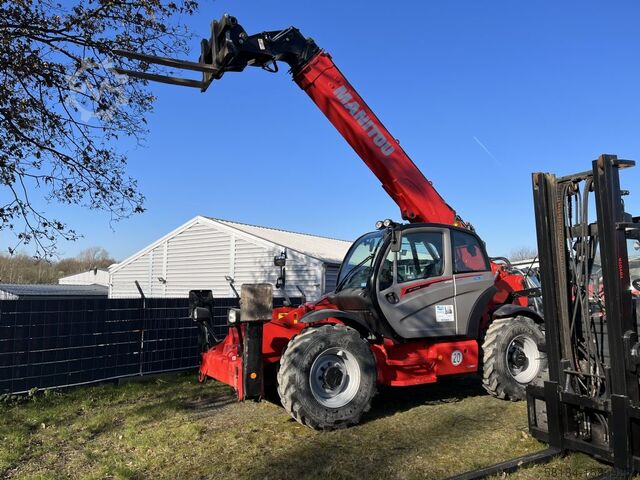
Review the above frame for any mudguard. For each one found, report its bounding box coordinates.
[299,308,371,335]
[464,285,498,337]
[492,304,544,324]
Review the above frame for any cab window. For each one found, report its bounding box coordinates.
[395,231,444,284]
[378,250,395,290]
[452,230,489,273]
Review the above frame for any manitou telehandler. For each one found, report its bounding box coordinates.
[116,14,546,430]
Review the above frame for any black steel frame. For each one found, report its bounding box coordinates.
[527,155,640,478]
[450,154,640,479]
[113,14,319,92]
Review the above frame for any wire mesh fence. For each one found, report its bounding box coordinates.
[0,296,299,394]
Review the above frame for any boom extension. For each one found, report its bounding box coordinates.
[115,14,464,226]
[112,49,220,89]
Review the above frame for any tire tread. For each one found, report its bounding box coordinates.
[277,324,375,430]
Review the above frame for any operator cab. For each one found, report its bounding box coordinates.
[331,222,496,340]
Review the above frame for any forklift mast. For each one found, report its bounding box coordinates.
[451,157,640,479]
[115,15,462,227]
[526,154,640,476]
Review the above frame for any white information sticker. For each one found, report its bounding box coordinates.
[435,304,455,323]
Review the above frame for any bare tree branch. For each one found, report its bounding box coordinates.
[0,0,199,258]
[509,246,538,262]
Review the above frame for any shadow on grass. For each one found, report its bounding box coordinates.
[121,370,486,430]
[246,377,520,480]
[367,374,486,423]
[125,386,238,424]
[241,376,497,480]
[180,387,238,420]
[264,369,486,426]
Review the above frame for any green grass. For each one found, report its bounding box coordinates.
[0,373,613,479]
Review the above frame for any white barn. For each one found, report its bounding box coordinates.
[59,269,110,286]
[108,216,352,301]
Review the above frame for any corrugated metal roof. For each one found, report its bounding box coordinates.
[209,218,352,264]
[0,283,108,298]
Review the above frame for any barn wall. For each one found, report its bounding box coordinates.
[59,270,110,286]
[163,222,232,297]
[233,237,323,300]
[110,219,326,301]
[110,254,150,298]
[150,244,165,297]
[324,264,341,293]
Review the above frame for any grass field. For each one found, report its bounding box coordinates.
[0,372,611,479]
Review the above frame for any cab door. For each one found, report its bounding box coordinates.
[376,227,457,339]
[450,229,495,337]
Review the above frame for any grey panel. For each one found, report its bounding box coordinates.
[376,228,457,338]
[384,278,457,337]
[453,272,495,335]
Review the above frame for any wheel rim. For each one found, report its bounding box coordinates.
[505,334,541,384]
[309,347,361,408]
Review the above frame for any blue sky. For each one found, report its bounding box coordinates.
[12,1,640,260]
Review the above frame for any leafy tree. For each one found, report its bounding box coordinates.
[1,0,199,258]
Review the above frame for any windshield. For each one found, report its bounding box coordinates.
[336,231,385,291]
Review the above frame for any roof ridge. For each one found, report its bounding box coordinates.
[207,217,352,244]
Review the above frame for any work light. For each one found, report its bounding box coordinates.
[228,308,240,324]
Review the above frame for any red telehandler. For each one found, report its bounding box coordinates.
[116,14,546,429]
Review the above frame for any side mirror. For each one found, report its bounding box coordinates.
[274,253,287,267]
[192,306,211,321]
[274,251,287,290]
[391,230,402,253]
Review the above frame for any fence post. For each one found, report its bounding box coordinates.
[139,297,146,377]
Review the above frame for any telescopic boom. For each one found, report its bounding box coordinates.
[115,14,464,227]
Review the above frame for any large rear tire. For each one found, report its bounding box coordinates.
[482,316,546,401]
[277,324,377,430]
[532,368,550,432]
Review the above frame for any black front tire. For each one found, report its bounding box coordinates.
[482,316,546,401]
[277,324,377,430]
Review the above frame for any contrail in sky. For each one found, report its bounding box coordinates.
[472,136,501,165]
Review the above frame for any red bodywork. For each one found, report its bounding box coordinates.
[200,50,528,399]
[295,52,457,226]
[200,303,480,392]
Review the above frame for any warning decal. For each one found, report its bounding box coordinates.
[435,304,455,323]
